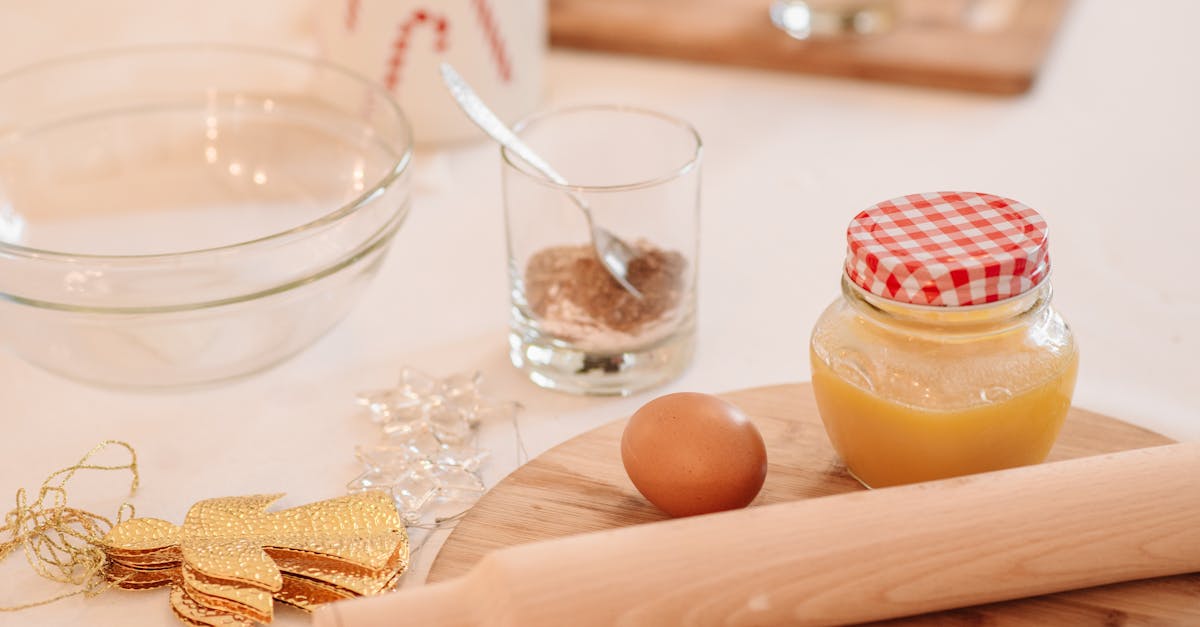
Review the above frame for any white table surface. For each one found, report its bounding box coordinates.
[3,1,1198,625]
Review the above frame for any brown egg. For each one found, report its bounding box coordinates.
[621,392,768,517]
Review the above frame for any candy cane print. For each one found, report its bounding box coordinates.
[382,9,450,91]
[469,0,512,82]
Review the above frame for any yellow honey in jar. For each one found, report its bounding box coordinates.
[810,301,1078,487]
[811,192,1078,488]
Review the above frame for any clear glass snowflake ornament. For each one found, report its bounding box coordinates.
[349,368,518,527]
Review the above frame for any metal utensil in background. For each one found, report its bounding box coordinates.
[439,62,643,299]
[770,0,896,39]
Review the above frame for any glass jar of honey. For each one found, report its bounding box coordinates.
[810,192,1078,488]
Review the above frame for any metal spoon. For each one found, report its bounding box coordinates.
[439,62,643,299]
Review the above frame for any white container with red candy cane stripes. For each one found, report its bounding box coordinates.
[317,0,544,144]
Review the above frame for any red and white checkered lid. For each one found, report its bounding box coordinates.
[844,192,1050,307]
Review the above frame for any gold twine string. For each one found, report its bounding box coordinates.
[0,440,139,611]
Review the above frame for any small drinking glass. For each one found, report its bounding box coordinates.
[503,105,702,396]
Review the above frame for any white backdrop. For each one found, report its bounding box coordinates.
[1,1,1198,625]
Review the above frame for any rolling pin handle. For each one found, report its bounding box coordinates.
[313,577,475,627]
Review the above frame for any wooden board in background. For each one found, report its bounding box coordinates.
[551,0,1071,94]
[429,382,1200,624]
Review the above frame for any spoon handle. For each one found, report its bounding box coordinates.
[439,63,569,187]
[439,62,642,299]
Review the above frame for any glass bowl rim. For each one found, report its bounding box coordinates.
[0,43,413,263]
[500,103,703,193]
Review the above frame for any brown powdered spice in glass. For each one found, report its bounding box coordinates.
[524,243,686,337]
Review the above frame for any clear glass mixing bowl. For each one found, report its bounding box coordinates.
[0,45,413,387]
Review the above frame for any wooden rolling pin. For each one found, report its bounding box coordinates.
[314,442,1200,626]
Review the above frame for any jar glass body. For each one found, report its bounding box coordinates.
[810,277,1078,488]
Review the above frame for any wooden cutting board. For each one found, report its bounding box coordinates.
[551,0,1071,94]
[428,382,1200,624]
